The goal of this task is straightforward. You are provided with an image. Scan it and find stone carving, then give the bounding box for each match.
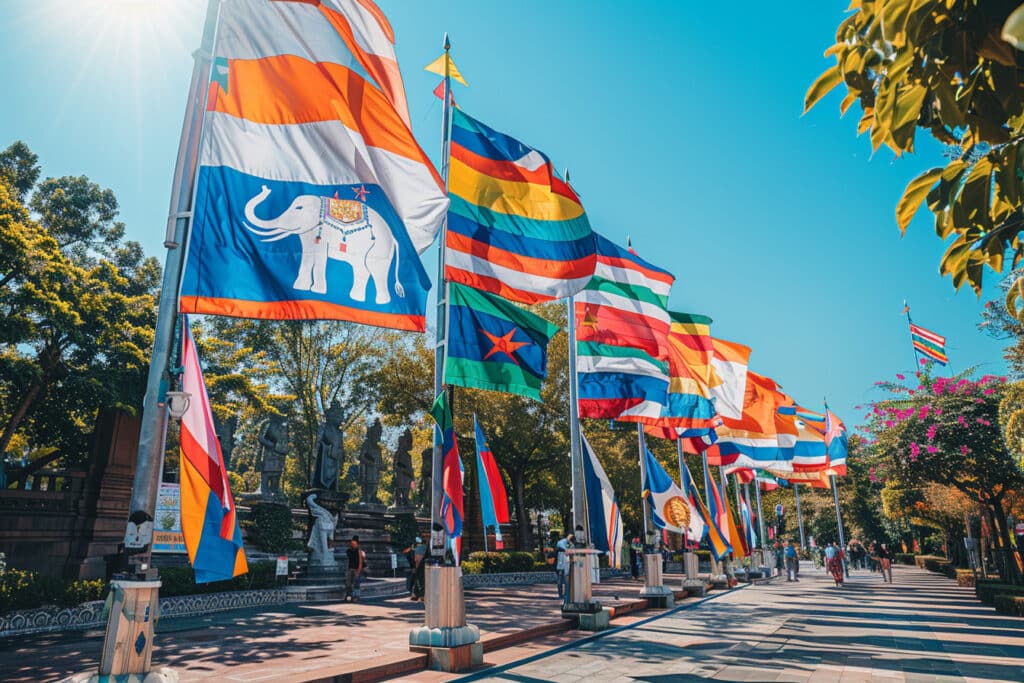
[311,400,344,491]
[416,446,433,514]
[305,493,338,567]
[257,415,288,499]
[357,419,383,505]
[214,415,238,471]
[391,428,414,509]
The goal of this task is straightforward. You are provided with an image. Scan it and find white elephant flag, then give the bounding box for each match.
[179,0,448,331]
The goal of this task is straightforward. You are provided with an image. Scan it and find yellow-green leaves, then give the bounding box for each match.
[804,64,842,114]
[897,167,943,232]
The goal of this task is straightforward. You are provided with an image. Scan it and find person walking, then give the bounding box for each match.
[345,535,366,602]
[409,536,427,602]
[629,537,643,581]
[825,542,845,587]
[784,539,799,582]
[556,532,574,603]
[773,541,785,577]
[877,542,894,583]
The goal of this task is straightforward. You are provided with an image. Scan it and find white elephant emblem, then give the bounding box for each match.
[243,185,404,304]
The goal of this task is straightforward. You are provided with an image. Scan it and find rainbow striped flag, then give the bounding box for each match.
[910,322,948,365]
[575,234,674,422]
[181,0,445,330]
[445,108,596,304]
[649,312,718,430]
[179,318,247,583]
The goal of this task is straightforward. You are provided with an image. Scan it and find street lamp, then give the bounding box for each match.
[165,391,191,420]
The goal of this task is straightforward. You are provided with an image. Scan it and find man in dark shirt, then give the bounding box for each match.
[345,535,365,602]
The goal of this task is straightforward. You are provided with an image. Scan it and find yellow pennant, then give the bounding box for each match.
[424,53,468,87]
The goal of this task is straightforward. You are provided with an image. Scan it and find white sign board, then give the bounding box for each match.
[153,483,186,553]
[276,556,289,577]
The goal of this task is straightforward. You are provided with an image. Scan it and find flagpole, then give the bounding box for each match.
[904,300,923,371]
[793,483,806,549]
[825,397,848,575]
[430,33,454,546]
[753,476,767,551]
[637,424,649,539]
[567,293,588,541]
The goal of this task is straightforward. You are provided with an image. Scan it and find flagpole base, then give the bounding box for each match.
[60,668,179,683]
[409,565,482,672]
[91,579,162,678]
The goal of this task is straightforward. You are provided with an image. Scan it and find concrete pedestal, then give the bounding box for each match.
[561,549,603,629]
[577,607,611,631]
[640,553,674,609]
[683,551,699,580]
[409,565,481,672]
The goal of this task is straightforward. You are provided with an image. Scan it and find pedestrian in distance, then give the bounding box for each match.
[784,539,799,582]
[629,537,643,581]
[773,541,785,577]
[877,542,894,583]
[556,531,574,604]
[825,542,845,587]
[345,535,366,602]
[409,535,427,602]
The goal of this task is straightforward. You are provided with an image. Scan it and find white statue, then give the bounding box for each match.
[306,493,339,567]
[243,185,404,302]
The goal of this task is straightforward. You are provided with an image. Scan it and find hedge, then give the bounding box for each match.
[159,560,280,596]
[976,580,1024,606]
[242,503,300,554]
[464,552,536,574]
[1,570,106,614]
[993,594,1024,617]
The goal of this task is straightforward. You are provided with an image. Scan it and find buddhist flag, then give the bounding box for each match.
[910,322,948,365]
[474,417,510,549]
[824,409,848,477]
[445,109,596,303]
[641,443,705,539]
[179,318,247,583]
[647,312,718,430]
[680,456,729,558]
[716,373,797,472]
[708,339,750,420]
[444,282,559,400]
[430,392,463,543]
[701,455,736,560]
[181,0,446,331]
[576,234,674,422]
[581,433,624,568]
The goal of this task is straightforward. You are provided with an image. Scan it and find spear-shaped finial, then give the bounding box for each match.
[443,32,450,52]
[564,167,571,183]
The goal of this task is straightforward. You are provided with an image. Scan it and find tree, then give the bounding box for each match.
[806,1,1024,294]
[0,148,160,466]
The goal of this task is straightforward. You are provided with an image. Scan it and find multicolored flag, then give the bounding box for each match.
[180,0,446,331]
[641,444,706,539]
[576,234,674,422]
[824,409,848,477]
[739,493,757,550]
[474,416,510,549]
[179,318,247,583]
[444,282,559,400]
[783,406,829,472]
[756,469,788,491]
[424,51,469,86]
[680,456,730,557]
[715,373,797,471]
[910,322,948,365]
[649,312,718,430]
[430,392,463,546]
[581,433,624,568]
[707,339,750,420]
[445,109,596,303]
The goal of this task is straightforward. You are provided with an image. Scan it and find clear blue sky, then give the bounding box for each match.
[0,0,1009,429]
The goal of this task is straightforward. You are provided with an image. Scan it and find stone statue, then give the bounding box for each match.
[416,446,433,513]
[392,428,414,508]
[357,419,384,505]
[214,415,238,471]
[311,400,344,491]
[305,493,338,567]
[257,415,288,499]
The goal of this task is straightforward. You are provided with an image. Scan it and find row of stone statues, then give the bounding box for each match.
[251,402,427,510]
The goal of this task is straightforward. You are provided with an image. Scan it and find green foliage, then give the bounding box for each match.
[159,560,280,597]
[464,551,536,573]
[806,2,1024,294]
[385,512,419,550]
[0,569,106,613]
[244,503,297,554]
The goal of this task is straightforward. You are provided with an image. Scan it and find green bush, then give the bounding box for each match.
[463,551,537,574]
[0,571,108,613]
[0,569,43,612]
[895,553,915,565]
[244,503,297,554]
[531,562,551,572]
[461,560,484,575]
[385,513,419,550]
[62,579,107,607]
[161,560,280,597]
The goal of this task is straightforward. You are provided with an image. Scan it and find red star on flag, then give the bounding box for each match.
[352,185,370,201]
[481,328,528,364]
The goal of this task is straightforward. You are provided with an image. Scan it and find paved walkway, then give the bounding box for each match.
[456,566,1024,683]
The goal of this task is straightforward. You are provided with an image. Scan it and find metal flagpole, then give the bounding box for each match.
[567,298,588,541]
[124,0,221,562]
[794,483,806,549]
[904,300,923,370]
[637,424,649,538]
[831,475,847,552]
[753,477,767,550]
[430,33,454,546]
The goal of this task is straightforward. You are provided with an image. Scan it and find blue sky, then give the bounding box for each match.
[0,0,1009,428]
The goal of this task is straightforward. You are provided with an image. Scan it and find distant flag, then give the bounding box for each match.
[824,408,848,477]
[424,51,469,86]
[444,282,559,400]
[581,433,624,568]
[649,312,718,430]
[641,445,705,539]
[180,0,445,330]
[179,317,247,583]
[445,109,596,303]
[576,234,674,422]
[756,469,788,491]
[707,339,751,420]
[716,373,797,472]
[702,455,735,555]
[473,417,509,549]
[783,405,829,473]
[739,494,757,550]
[909,322,948,365]
[430,392,463,552]
[680,456,730,558]
[432,80,455,105]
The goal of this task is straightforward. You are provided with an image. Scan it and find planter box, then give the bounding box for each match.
[956,569,976,587]
[993,594,1024,617]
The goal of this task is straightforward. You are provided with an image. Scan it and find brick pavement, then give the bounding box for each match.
[0,574,658,682]
[453,565,1024,683]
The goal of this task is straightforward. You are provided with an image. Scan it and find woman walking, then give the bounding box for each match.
[825,542,845,587]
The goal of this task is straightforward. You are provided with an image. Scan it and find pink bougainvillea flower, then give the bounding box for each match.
[957,415,968,427]
[854,405,862,410]
[908,390,915,395]
[926,445,938,454]
[918,406,930,419]
[927,424,938,441]
[983,388,995,395]
[910,442,921,457]
[885,420,893,428]
[934,409,942,417]
[896,373,905,380]
[959,445,971,455]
